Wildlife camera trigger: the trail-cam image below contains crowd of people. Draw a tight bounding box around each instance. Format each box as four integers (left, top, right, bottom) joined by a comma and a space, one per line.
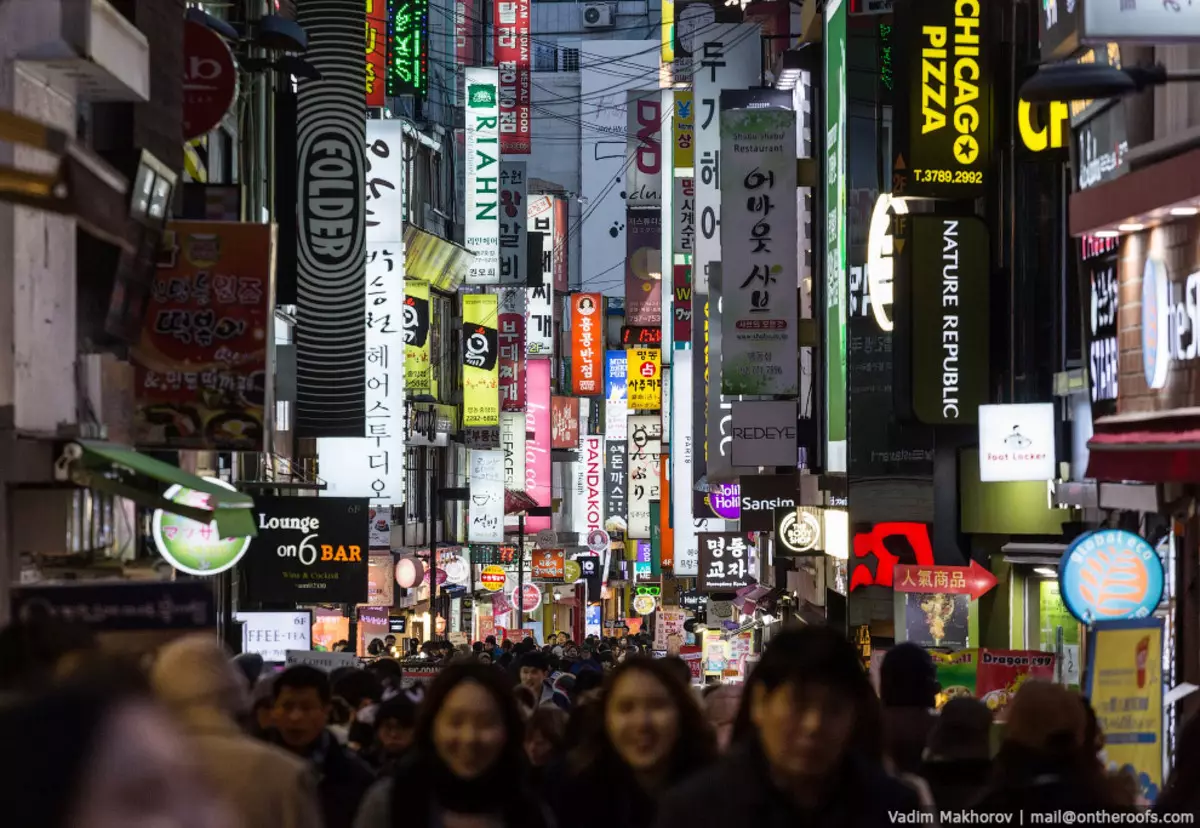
0, 616, 1197, 827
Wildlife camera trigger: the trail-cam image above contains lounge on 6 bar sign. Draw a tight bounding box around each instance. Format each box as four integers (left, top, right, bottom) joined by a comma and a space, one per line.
698, 533, 754, 591
243, 497, 370, 605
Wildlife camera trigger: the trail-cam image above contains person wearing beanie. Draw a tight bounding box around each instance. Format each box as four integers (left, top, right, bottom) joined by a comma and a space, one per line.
151, 634, 323, 828
921, 697, 994, 810
878, 643, 940, 776
518, 651, 556, 706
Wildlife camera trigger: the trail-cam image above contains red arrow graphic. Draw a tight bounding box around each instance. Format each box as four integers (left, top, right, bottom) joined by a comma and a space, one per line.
892, 560, 998, 601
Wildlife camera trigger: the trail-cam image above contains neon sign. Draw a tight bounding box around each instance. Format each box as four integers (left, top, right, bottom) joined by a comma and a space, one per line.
386, 0, 428, 99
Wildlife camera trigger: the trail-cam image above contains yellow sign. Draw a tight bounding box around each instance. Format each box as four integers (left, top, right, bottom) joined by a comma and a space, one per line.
920, 1, 983, 166
627, 347, 662, 411
1018, 100, 1068, 153
661, 0, 674, 64
674, 90, 694, 170
462, 294, 500, 427
564, 560, 581, 582
405, 281, 433, 396
1088, 620, 1163, 804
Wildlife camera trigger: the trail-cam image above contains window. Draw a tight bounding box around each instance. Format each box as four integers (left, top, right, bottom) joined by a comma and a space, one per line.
533, 43, 558, 72
560, 48, 580, 72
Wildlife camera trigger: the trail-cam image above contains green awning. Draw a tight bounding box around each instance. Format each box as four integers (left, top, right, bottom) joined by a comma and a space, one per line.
60, 440, 257, 539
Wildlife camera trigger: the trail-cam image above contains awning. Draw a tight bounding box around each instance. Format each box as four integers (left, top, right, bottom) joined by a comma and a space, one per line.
1086, 411, 1200, 483
56, 440, 256, 538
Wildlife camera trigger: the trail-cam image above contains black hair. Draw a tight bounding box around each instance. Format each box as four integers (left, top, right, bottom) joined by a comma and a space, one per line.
662, 656, 693, 688
0, 616, 98, 694
375, 694, 418, 730
879, 643, 939, 709
519, 651, 550, 672
570, 668, 604, 703
367, 657, 404, 682
472, 641, 484, 653
485, 635, 497, 646
273, 664, 332, 705
333, 668, 384, 708
367, 638, 386, 656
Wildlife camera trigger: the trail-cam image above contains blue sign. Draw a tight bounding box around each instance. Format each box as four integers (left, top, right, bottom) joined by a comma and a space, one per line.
1060, 530, 1165, 623
605, 350, 627, 401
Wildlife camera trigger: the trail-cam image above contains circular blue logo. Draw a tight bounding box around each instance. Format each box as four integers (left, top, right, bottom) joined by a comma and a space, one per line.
1059, 529, 1164, 624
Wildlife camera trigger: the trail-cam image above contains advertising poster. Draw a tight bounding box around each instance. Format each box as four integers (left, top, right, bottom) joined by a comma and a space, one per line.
605, 351, 628, 440
404, 281, 432, 395
571, 293, 603, 396
295, 0, 366, 438
698, 532, 753, 591
465, 67, 500, 284
242, 497, 370, 604
627, 415, 662, 539
497, 161, 527, 285
500, 411, 526, 490
673, 265, 692, 347
134, 222, 273, 449
368, 505, 391, 548
824, 0, 847, 471
626, 90, 663, 211
1087, 619, 1163, 804
627, 347, 662, 412
931, 649, 978, 707
903, 591, 969, 650
719, 106, 798, 396
626, 211, 663, 327
462, 293, 500, 426
311, 608, 351, 652
367, 552, 395, 606
494, 0, 531, 154
468, 449, 504, 543
976, 650, 1057, 722
524, 359, 553, 532
605, 439, 628, 541
551, 396, 580, 449
366, 0, 387, 106
498, 287, 525, 410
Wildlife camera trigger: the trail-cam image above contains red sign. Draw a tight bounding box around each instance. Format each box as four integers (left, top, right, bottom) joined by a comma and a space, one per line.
183, 21, 238, 141
553, 197, 568, 293
571, 293, 603, 396
132, 222, 271, 449
499, 292, 525, 410
366, 0, 387, 106
850, 522, 934, 592
551, 396, 580, 448
893, 560, 998, 600
532, 549, 565, 581
494, 0, 531, 154
976, 650, 1056, 722
513, 583, 542, 612
673, 265, 692, 346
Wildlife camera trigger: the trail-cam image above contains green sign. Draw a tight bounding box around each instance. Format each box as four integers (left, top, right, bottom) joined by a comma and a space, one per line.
824, 0, 847, 472
650, 501, 662, 578
1039, 580, 1080, 649
386, 0, 429, 99
152, 478, 251, 577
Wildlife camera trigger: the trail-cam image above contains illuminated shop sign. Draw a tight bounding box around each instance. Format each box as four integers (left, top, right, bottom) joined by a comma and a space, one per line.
387, 0, 429, 99
1141, 256, 1200, 392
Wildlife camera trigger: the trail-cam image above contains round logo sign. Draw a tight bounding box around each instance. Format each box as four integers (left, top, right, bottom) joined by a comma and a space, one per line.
1142, 257, 1171, 390
152, 478, 250, 576
632, 593, 658, 615
639, 360, 656, 378
576, 295, 597, 315
511, 583, 541, 612
183, 21, 238, 141
587, 528, 610, 553
1060, 529, 1165, 623
481, 564, 507, 591
443, 555, 470, 585
536, 529, 557, 549
564, 560, 582, 582
394, 557, 425, 588
708, 482, 741, 521
778, 510, 821, 554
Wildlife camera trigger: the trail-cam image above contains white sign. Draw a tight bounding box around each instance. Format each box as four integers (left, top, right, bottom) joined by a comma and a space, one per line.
465, 67, 500, 284
237, 611, 312, 664
468, 449, 505, 543
627, 414, 662, 539
605, 351, 628, 440
865, 194, 906, 333
978, 403, 1056, 483
365, 121, 406, 242
731, 401, 798, 468
693, 22, 761, 294
583, 435, 605, 533
285, 649, 359, 671
317, 436, 402, 506
499, 160, 527, 286
1084, 3, 1200, 42
671, 350, 695, 574
526, 195, 554, 355
777, 508, 823, 555
1140, 256, 1200, 392
720, 106, 799, 396
674, 177, 695, 255
363, 243, 407, 503
500, 412, 526, 491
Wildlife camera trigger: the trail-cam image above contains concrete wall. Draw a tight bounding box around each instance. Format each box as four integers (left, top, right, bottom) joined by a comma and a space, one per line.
529, 72, 582, 289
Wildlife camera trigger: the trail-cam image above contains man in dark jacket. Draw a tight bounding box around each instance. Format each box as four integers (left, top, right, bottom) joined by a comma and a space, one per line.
879, 643, 940, 776
921, 697, 993, 809
270, 665, 375, 828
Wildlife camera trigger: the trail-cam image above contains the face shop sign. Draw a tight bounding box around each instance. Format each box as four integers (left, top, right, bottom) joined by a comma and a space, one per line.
1142, 256, 1200, 390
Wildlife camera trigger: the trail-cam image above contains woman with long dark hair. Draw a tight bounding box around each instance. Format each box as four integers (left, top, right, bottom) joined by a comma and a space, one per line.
553, 657, 714, 828
353, 661, 549, 828
657, 626, 921, 828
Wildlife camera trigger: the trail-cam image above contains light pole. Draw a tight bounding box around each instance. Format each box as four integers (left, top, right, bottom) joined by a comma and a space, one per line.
1020, 62, 1200, 103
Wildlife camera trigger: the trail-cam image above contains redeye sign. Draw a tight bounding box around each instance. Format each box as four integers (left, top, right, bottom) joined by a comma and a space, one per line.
1060, 530, 1165, 623
978, 403, 1056, 483
731, 401, 798, 469
242, 497, 370, 604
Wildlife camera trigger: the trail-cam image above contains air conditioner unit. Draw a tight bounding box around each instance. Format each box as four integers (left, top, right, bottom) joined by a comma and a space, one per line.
582, 3, 614, 28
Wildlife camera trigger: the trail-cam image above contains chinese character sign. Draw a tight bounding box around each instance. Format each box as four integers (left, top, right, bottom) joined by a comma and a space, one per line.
698, 533, 754, 591
719, 107, 799, 396
627, 348, 662, 412
674, 177, 695, 255
498, 161, 527, 286
135, 222, 273, 450
367, 0, 388, 105
386, 0, 428, 99
494, 0, 531, 154
462, 293, 500, 426
468, 449, 504, 543
497, 287, 525, 410
627, 414, 662, 539
465, 67, 500, 284
626, 211, 662, 327
572, 293, 603, 396
605, 350, 628, 440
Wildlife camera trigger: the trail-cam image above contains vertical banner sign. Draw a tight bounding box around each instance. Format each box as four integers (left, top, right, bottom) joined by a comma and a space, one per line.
551, 396, 581, 449
1087, 249, 1119, 413
674, 177, 695, 255
672, 349, 698, 576
628, 415, 662, 539
605, 438, 628, 540
497, 287, 526, 410
526, 195, 554, 355
366, 0, 387, 105
364, 241, 407, 505
584, 435, 605, 533
465, 67, 500, 284
468, 449, 505, 543
462, 293, 500, 426
572, 293, 603, 396
720, 106, 799, 396
691, 289, 712, 514
386, 0, 429, 99
673, 265, 692, 348
674, 91, 694, 170
553, 197, 569, 293
694, 23, 762, 295
605, 350, 628, 440
403, 281, 432, 395
626, 211, 663, 327
500, 411, 526, 490
626, 91, 663, 210
498, 161, 527, 286
525, 360, 553, 532
296, 0, 366, 438
824, 0, 848, 472
455, 0, 473, 65
705, 267, 734, 484
494, 0, 531, 154
627, 347, 662, 411
910, 217, 989, 426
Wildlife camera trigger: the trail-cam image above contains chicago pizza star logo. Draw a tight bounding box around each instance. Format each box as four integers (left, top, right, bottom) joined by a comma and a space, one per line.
955, 135, 979, 165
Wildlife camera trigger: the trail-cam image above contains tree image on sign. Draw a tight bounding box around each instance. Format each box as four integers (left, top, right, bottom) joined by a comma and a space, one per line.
1077, 546, 1152, 617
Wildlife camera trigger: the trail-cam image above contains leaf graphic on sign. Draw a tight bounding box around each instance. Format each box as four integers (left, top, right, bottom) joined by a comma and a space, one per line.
1078, 544, 1149, 618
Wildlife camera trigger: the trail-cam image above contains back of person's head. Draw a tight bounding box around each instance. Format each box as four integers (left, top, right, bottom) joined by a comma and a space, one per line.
151, 634, 248, 720
1003, 681, 1086, 756
519, 651, 550, 672
375, 693, 418, 730
472, 641, 484, 653
879, 643, 939, 709
332, 668, 383, 709
273, 664, 332, 705
1158, 710, 1200, 812
0, 615, 98, 694
570, 668, 604, 703
526, 705, 568, 750
663, 656, 693, 688
925, 697, 992, 762
367, 657, 403, 685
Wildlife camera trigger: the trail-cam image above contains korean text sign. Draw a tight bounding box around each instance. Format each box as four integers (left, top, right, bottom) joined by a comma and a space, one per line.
386, 0, 428, 99
403, 281, 432, 395
462, 293, 500, 426
627, 347, 662, 411
468, 449, 504, 543
524, 360, 553, 532
465, 67, 500, 284
494, 0, 531, 154
498, 161, 527, 286
572, 293, 603, 396
532, 548, 565, 581
626, 211, 662, 327
698, 533, 754, 591
498, 287, 526, 410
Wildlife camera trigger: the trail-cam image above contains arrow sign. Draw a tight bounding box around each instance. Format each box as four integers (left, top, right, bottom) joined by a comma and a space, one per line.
892, 560, 997, 600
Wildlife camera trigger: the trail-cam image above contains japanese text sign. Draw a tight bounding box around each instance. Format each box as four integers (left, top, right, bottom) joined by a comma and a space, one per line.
627, 414, 661, 539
